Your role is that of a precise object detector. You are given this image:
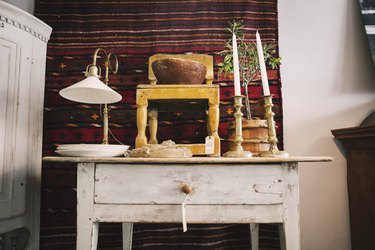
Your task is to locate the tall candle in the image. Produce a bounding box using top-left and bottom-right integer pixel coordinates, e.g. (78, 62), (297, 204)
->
(256, 31), (270, 96)
(232, 33), (241, 96)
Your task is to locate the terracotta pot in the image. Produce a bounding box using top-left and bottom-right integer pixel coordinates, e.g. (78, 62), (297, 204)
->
(226, 119), (270, 156)
(152, 58), (207, 84)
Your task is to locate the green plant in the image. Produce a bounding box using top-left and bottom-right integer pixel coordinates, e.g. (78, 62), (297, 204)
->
(218, 20), (281, 119)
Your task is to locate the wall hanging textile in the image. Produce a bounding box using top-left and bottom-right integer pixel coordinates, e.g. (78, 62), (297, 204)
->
(36, 0), (283, 249)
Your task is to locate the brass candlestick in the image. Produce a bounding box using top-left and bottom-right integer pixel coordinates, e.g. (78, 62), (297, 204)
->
(224, 95), (253, 158)
(260, 95), (289, 157)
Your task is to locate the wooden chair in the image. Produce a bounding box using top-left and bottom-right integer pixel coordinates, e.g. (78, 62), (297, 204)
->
(135, 54), (220, 156)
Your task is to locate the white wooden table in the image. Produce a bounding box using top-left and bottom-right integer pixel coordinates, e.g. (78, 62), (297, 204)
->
(43, 156), (332, 250)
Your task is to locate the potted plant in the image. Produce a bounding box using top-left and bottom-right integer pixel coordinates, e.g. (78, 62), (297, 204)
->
(219, 20), (281, 154)
(218, 20), (281, 120)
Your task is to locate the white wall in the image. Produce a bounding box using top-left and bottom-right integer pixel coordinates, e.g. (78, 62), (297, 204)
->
(3, 0), (34, 13)
(279, 0), (375, 249)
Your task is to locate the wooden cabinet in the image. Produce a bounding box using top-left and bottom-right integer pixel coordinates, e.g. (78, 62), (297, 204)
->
(332, 113), (375, 250)
(0, 2), (51, 249)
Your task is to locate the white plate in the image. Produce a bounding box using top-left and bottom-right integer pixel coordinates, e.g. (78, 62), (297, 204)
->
(57, 144), (129, 151)
(55, 148), (127, 157)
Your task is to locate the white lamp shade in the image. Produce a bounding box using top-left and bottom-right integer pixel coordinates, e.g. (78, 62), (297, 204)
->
(59, 76), (122, 104)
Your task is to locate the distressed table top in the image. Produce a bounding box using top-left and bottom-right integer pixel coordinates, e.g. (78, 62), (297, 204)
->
(43, 156), (332, 164)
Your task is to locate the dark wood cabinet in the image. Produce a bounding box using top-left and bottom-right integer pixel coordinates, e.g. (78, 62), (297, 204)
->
(332, 113), (375, 250)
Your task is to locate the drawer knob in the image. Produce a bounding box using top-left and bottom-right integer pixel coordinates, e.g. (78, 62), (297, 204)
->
(181, 184), (192, 194)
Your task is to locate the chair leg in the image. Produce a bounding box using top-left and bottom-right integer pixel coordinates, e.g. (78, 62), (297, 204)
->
(148, 107), (158, 144)
(122, 223), (133, 250)
(208, 103), (220, 156)
(135, 103), (148, 147)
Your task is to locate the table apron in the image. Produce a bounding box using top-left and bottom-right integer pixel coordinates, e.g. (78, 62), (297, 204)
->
(93, 204), (284, 224)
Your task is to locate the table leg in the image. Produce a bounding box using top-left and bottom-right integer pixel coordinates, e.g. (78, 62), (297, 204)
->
(278, 224), (286, 250)
(282, 163), (301, 250)
(250, 223), (259, 250)
(77, 163), (98, 250)
(92, 222), (99, 249)
(122, 223), (133, 250)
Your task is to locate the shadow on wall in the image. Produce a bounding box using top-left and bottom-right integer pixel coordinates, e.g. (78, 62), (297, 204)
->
(337, 0), (375, 93)
(287, 99), (375, 157)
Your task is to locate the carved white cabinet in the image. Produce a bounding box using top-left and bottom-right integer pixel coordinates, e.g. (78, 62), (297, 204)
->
(0, 2), (51, 249)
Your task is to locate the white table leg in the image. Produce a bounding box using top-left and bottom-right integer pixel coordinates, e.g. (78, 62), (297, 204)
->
(122, 223), (133, 250)
(77, 163), (98, 250)
(278, 223), (286, 250)
(250, 223), (259, 250)
(92, 222), (99, 249)
(282, 162), (301, 250)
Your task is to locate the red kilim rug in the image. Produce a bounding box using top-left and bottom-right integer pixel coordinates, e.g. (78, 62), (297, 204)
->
(35, 1), (283, 249)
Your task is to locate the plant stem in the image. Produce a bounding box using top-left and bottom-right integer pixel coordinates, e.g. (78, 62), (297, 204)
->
(243, 81), (252, 120)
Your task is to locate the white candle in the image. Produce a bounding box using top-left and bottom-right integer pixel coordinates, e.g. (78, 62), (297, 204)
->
(232, 33), (241, 96)
(256, 31), (270, 96)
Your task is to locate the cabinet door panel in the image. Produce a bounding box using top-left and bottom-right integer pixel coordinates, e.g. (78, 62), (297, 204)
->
(0, 2), (51, 248)
(0, 38), (21, 219)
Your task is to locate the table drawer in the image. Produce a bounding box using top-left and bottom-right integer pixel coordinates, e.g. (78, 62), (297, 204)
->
(94, 164), (284, 205)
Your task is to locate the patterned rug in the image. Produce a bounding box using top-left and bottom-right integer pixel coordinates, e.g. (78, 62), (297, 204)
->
(36, 1), (283, 249)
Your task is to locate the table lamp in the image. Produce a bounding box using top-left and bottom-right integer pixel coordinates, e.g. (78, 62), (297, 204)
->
(59, 48), (122, 144)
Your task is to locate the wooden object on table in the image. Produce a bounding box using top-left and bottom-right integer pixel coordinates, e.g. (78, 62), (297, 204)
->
(136, 54), (220, 156)
(332, 112), (375, 250)
(43, 156), (332, 250)
(129, 140), (192, 158)
(227, 119), (269, 156)
(149, 54), (213, 85)
(151, 57), (207, 84)
(0, 2), (51, 249)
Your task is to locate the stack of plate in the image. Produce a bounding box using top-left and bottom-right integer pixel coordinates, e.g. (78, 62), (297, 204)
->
(55, 144), (130, 157)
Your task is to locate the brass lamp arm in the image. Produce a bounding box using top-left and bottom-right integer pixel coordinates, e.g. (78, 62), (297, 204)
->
(104, 53), (118, 84)
(107, 53), (118, 74)
(91, 48), (119, 144)
(90, 48), (119, 84)
(92, 48), (108, 66)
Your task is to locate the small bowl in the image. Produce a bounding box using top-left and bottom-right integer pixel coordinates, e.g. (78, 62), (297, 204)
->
(151, 58), (207, 84)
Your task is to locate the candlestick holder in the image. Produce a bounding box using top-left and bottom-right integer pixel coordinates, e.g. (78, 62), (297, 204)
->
(224, 95), (253, 158)
(260, 95), (289, 157)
